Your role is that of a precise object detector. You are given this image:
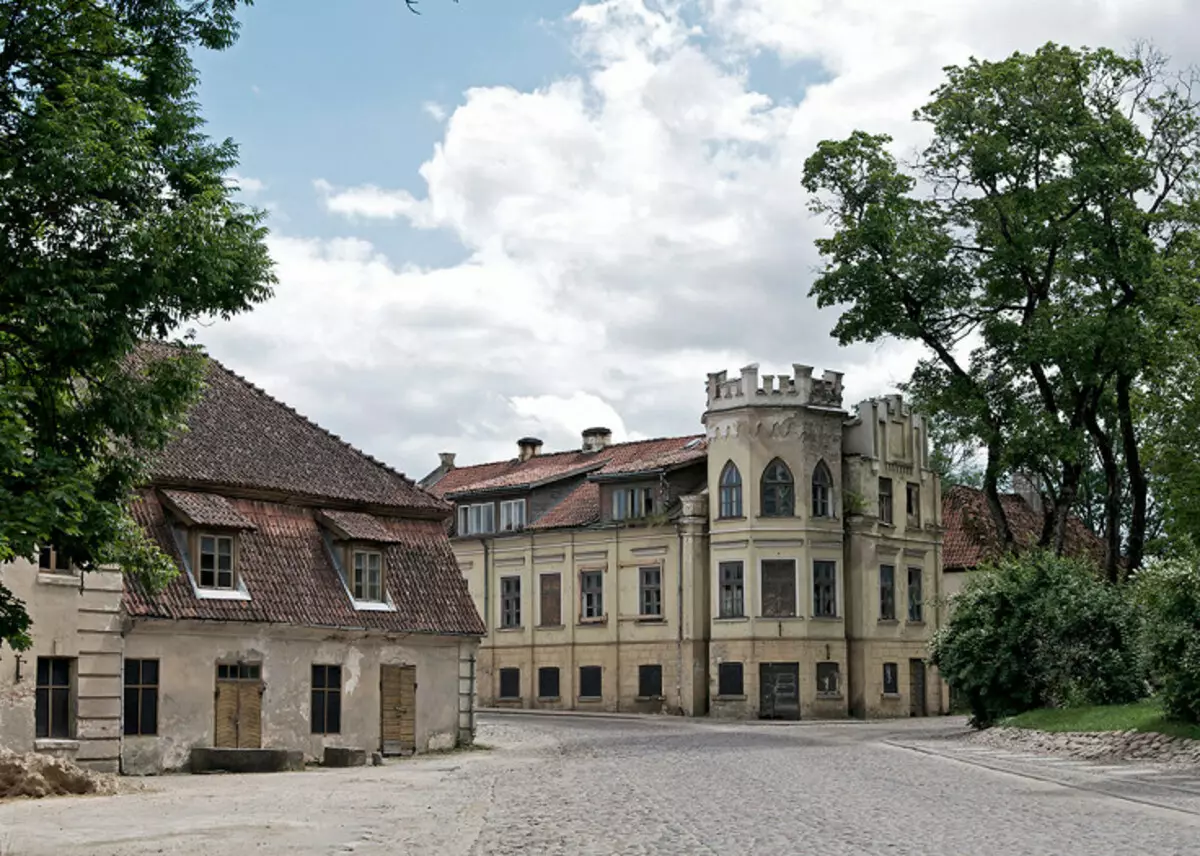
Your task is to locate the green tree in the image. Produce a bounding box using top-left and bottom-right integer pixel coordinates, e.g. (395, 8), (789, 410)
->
(1135, 554), (1200, 723)
(0, 1), (275, 649)
(930, 551), (1145, 727)
(802, 44), (1200, 581)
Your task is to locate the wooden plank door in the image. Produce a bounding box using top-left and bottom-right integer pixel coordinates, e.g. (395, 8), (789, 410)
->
(214, 666), (264, 748)
(909, 658), (927, 717)
(380, 664), (416, 755)
(237, 681), (263, 748)
(215, 680), (239, 747)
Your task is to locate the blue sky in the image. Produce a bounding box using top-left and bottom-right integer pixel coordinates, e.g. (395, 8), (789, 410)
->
(191, 0), (1200, 477)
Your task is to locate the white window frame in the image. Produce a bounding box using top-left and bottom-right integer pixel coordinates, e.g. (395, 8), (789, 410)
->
(198, 534), (236, 590)
(500, 499), (526, 532)
(612, 487), (654, 521)
(580, 570), (604, 620)
(458, 503), (496, 536)
(352, 550), (384, 603)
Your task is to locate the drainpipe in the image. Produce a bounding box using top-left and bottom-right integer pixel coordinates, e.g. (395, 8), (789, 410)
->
(614, 522), (620, 713)
(528, 528), (535, 709)
(677, 526), (684, 714)
(483, 537), (493, 699)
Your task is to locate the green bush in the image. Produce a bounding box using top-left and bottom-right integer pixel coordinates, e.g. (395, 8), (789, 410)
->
(1134, 557), (1200, 724)
(930, 551), (1145, 727)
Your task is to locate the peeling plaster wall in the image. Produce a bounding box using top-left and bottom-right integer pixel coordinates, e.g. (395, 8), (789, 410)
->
(121, 621), (478, 774)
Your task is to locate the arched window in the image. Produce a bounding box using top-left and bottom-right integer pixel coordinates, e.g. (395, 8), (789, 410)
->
(812, 460), (833, 518)
(718, 461), (743, 518)
(760, 458), (794, 517)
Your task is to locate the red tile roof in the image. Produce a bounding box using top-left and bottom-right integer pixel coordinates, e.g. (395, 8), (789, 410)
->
(429, 435), (707, 529)
(159, 489), (256, 530)
(941, 485), (1105, 571)
(317, 509), (407, 544)
(126, 491), (485, 636)
(146, 347), (447, 515)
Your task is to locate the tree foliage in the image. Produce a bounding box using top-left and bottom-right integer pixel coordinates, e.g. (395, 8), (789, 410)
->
(803, 43), (1200, 581)
(930, 552), (1146, 727)
(1135, 556), (1200, 723)
(0, 1), (274, 649)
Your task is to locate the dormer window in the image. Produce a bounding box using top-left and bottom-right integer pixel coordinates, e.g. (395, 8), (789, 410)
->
(352, 550), (384, 603)
(198, 534), (235, 589)
(459, 503), (495, 536)
(613, 487), (654, 521)
(500, 499), (526, 532)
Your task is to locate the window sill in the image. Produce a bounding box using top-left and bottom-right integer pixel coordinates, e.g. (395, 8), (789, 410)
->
(881, 692), (902, 699)
(810, 615), (841, 622)
(815, 693), (844, 701)
(496, 626), (525, 633)
(878, 521), (895, 529)
(714, 616), (749, 623)
(576, 618), (608, 627)
(635, 616), (666, 624)
(536, 624), (565, 631)
(877, 618), (899, 625)
(758, 615), (803, 621)
(577, 696), (603, 702)
(35, 738), (79, 751)
(37, 572), (81, 587)
(906, 620), (926, 627)
(756, 514), (797, 520)
(536, 696), (561, 702)
(635, 695), (664, 702)
(715, 694), (747, 701)
(715, 516), (746, 522)
(495, 697), (522, 703)
(351, 600), (396, 612)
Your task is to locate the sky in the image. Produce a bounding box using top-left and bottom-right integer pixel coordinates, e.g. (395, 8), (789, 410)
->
(191, 0), (1200, 482)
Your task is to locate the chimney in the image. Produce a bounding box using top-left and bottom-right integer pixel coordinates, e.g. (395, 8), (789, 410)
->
(1012, 471), (1044, 518)
(581, 427), (613, 453)
(517, 437), (543, 462)
(438, 452), (456, 469)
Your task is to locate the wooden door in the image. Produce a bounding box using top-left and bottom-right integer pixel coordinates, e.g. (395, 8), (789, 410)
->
(380, 664), (416, 755)
(215, 680), (239, 747)
(758, 662), (800, 721)
(909, 658), (927, 717)
(214, 664), (263, 748)
(237, 681), (263, 748)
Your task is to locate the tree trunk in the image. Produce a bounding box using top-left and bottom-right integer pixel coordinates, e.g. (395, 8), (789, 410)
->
(983, 445), (1014, 549)
(1051, 459), (1084, 557)
(1117, 372), (1146, 576)
(1083, 411), (1122, 583)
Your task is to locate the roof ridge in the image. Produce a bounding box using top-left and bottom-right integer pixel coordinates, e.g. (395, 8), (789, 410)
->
(200, 349), (442, 504)
(454, 432), (705, 470)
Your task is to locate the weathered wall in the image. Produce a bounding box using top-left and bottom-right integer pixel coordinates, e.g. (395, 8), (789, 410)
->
(0, 558), (123, 772)
(121, 621), (477, 774)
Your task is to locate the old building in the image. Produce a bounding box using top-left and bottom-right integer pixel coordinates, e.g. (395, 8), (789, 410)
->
(0, 351), (484, 773)
(423, 362), (948, 720)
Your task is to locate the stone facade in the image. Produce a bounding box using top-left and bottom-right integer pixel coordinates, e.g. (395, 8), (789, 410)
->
(429, 361), (950, 720)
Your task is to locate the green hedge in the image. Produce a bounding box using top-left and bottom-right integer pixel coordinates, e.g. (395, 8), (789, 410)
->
(1135, 557), (1200, 724)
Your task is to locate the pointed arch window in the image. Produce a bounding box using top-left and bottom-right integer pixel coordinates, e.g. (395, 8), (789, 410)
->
(718, 461), (743, 519)
(812, 460), (833, 518)
(761, 458), (794, 517)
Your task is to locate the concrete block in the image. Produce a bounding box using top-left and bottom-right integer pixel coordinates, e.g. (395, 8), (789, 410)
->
(322, 747), (367, 767)
(190, 747), (300, 774)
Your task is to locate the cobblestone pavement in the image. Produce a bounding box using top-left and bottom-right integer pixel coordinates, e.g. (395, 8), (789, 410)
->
(2, 714), (1200, 855)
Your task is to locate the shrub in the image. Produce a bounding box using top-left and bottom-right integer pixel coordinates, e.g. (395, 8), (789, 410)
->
(930, 551), (1144, 727)
(1134, 556), (1200, 724)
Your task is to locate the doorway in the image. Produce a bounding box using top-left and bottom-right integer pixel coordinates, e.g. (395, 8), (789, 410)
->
(909, 658), (927, 717)
(380, 664), (417, 755)
(758, 662), (800, 720)
(214, 662), (263, 748)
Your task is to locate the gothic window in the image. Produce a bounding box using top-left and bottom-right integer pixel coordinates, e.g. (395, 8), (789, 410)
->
(811, 460), (833, 518)
(718, 461), (743, 518)
(760, 458), (794, 517)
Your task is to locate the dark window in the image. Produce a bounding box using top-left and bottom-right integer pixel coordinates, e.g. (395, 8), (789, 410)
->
(579, 665), (602, 699)
(761, 458), (794, 517)
(498, 667), (521, 700)
(719, 461), (743, 518)
(761, 560), (796, 617)
(883, 662), (899, 695)
(537, 666), (560, 699)
(539, 573), (562, 627)
(878, 478), (894, 525)
(123, 659), (159, 736)
(718, 662), (744, 696)
(217, 662), (261, 681)
(718, 561), (744, 618)
(311, 664), (342, 734)
(199, 534), (235, 589)
(906, 483), (920, 523)
(500, 576), (521, 628)
(879, 565), (896, 621)
(816, 662), (841, 696)
(811, 461), (833, 518)
(813, 561), (837, 618)
(638, 665), (663, 698)
(35, 657), (73, 739)
(612, 487), (655, 520)
(38, 545), (72, 573)
(581, 570), (604, 619)
(639, 567), (662, 617)
(908, 567), (924, 622)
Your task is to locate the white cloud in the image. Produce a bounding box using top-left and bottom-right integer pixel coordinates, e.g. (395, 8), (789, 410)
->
(202, 0), (1200, 477)
(422, 100), (448, 122)
(225, 172), (266, 196)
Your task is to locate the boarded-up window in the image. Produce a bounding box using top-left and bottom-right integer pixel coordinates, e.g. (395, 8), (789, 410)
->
(816, 661), (841, 696)
(813, 561), (837, 618)
(537, 667), (560, 699)
(718, 662), (744, 696)
(579, 665), (602, 698)
(539, 573), (562, 627)
(123, 659), (159, 736)
(498, 667), (520, 699)
(761, 560), (796, 617)
(638, 664), (663, 698)
(311, 664), (342, 734)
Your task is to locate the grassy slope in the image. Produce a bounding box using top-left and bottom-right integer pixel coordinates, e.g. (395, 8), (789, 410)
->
(1002, 699), (1200, 741)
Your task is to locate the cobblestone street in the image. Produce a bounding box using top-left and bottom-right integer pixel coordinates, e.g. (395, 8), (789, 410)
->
(3, 714), (1200, 855)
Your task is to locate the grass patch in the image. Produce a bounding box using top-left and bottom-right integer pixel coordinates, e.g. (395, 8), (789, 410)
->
(1002, 698), (1200, 741)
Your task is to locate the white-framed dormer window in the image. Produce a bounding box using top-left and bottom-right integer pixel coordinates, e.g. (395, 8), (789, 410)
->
(352, 550), (384, 603)
(612, 487), (654, 521)
(198, 534), (235, 590)
(500, 499), (526, 532)
(458, 503), (495, 536)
